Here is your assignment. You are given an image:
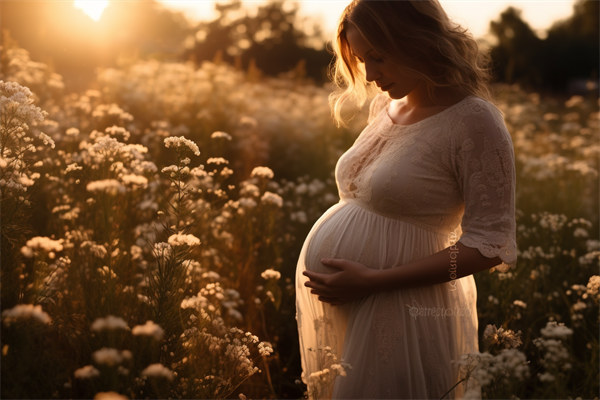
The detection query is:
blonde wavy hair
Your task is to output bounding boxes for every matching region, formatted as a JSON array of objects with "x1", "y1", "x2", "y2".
[{"x1": 330, "y1": 0, "x2": 491, "y2": 126}]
